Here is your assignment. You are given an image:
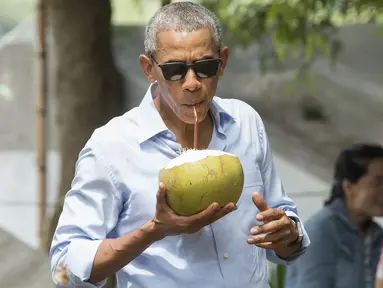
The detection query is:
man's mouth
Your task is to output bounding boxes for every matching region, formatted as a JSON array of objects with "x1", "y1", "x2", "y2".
[{"x1": 184, "y1": 101, "x2": 203, "y2": 107}]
